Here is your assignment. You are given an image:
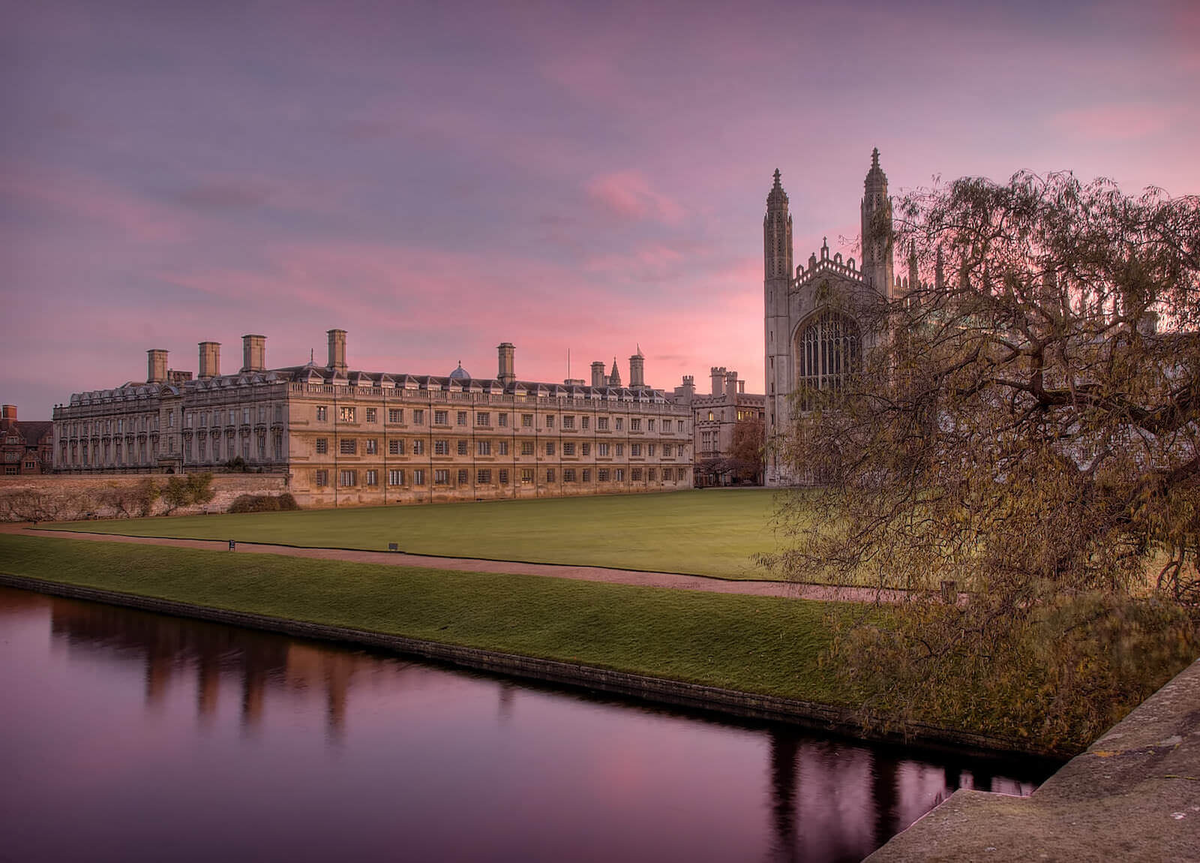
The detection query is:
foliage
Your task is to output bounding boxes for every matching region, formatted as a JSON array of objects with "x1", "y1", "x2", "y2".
[
  {"x1": 227, "y1": 492, "x2": 300, "y2": 513},
  {"x1": 729, "y1": 418, "x2": 765, "y2": 483},
  {"x1": 130, "y1": 477, "x2": 160, "y2": 517},
  {"x1": 161, "y1": 473, "x2": 216, "y2": 514},
  {"x1": 772, "y1": 171, "x2": 1200, "y2": 748},
  {"x1": 0, "y1": 487, "x2": 88, "y2": 522},
  {"x1": 224, "y1": 456, "x2": 248, "y2": 473}
]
